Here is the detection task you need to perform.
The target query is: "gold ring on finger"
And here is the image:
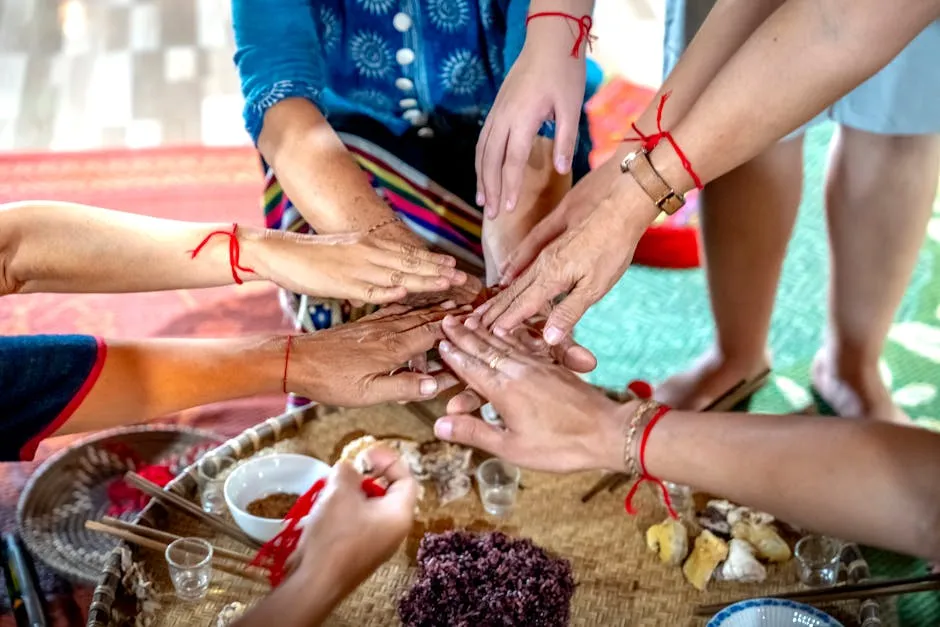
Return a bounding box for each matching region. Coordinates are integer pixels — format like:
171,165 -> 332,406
488,352 -> 509,370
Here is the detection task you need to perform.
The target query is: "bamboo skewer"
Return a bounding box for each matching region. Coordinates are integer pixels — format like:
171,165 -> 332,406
85,521 -> 269,586
100,517 -> 255,566
695,573 -> 940,616
124,471 -> 262,549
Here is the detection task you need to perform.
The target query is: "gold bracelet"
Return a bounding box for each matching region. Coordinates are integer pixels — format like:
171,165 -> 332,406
366,216 -> 403,234
623,400 -> 656,476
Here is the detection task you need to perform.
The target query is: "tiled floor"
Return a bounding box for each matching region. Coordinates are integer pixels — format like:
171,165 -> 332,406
0,0 -> 663,152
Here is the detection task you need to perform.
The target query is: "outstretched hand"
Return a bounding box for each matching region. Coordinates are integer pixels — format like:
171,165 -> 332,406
433,316 -> 623,473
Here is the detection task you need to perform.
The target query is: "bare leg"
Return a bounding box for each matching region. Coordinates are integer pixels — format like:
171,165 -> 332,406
657,137 -> 805,409
814,126 -> 940,422
483,136 -> 571,285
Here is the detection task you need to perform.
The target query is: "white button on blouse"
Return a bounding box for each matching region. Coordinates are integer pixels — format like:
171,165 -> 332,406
402,109 -> 428,125
417,127 -> 435,139
395,77 -> 415,91
399,98 -> 418,108
393,13 -> 413,32
396,48 -> 415,65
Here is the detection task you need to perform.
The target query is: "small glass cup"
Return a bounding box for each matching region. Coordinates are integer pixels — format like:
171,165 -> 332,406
165,538 -> 213,601
795,535 -> 842,587
476,458 -> 520,517
197,455 -> 235,515
662,481 -> 694,518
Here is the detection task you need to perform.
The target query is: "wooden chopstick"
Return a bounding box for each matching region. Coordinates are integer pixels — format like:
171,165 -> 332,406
125,472 -> 262,550
695,573 -> 940,616
581,369 -> 774,503
100,517 -> 255,566
85,521 -> 269,586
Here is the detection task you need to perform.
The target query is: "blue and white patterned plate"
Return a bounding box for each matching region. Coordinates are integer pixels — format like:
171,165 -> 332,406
707,598 -> 844,627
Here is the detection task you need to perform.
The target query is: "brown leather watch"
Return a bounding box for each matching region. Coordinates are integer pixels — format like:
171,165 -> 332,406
620,148 -> 685,215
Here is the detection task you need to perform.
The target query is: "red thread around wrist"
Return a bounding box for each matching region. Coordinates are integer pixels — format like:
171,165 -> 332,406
625,92 -> 704,190
282,335 -> 294,395
188,222 -> 256,284
624,405 -> 678,519
525,12 -> 596,58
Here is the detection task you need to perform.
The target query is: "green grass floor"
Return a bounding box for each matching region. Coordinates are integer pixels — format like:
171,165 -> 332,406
575,123 -> 940,625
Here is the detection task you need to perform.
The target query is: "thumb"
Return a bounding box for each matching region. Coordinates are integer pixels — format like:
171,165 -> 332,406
544,286 -> 596,345
434,414 -> 505,456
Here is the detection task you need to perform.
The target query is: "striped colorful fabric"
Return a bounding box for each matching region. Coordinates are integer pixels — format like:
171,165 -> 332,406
261,132 -> 485,334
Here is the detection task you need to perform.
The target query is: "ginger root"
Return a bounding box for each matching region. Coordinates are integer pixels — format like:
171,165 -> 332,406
646,517 -> 689,566
732,522 -> 791,563
720,539 -> 767,583
682,530 -> 729,591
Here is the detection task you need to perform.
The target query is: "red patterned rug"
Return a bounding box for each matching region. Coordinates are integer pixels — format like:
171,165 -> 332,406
0,146 -> 291,623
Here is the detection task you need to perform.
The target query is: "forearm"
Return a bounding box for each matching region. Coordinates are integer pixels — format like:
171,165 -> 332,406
233,563 -> 346,627
0,202 -> 271,294
631,0 -> 785,134
601,405 -> 940,561
647,0 -> 940,191
257,99 -> 402,235
62,336 -> 285,436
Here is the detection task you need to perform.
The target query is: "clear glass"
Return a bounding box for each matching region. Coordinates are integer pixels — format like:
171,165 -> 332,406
662,481 -> 694,518
476,458 -> 520,517
197,455 -> 236,515
794,535 -> 842,587
165,538 -> 212,601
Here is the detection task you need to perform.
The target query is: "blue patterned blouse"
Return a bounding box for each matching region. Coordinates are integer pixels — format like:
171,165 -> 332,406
232,0 -> 540,143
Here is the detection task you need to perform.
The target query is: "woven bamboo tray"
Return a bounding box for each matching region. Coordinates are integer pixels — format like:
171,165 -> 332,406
17,424 -> 221,584
87,404 -> 883,626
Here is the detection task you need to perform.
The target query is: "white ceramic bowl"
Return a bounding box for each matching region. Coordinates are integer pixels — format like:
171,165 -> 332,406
707,598 -> 843,627
223,453 -> 330,542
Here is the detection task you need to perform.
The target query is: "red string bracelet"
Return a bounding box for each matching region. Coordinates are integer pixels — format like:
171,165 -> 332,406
250,476 -> 388,586
188,222 -> 256,285
624,405 -> 679,519
282,335 -> 294,395
625,92 -> 704,190
525,12 -> 596,58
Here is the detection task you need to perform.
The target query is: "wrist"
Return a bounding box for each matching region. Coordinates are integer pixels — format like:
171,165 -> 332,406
604,147 -> 663,237
594,399 -> 637,473
282,563 -> 347,623
236,226 -> 274,284
245,335 -> 291,396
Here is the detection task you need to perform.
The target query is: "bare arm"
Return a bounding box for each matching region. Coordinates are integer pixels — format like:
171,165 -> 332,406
646,0 -> 940,191
0,202 -> 268,294
258,100 -> 411,238
604,405 -> 940,561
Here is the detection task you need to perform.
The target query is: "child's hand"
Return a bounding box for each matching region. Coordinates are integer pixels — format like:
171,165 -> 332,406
475,15 -> 589,219
247,230 -> 467,303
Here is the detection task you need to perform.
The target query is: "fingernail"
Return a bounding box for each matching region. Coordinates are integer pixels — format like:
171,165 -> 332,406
476,192 -> 485,206
464,317 -> 479,329
443,315 -> 458,328
439,340 -> 452,352
436,278 -> 450,288
420,378 -> 438,396
434,419 -> 453,440
499,275 -> 510,287
544,326 -> 564,345
494,326 -> 508,337
441,300 -> 457,310
504,199 -> 514,212
555,155 -> 570,173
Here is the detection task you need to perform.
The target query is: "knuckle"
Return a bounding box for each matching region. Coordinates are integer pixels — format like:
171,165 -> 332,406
389,270 -> 405,286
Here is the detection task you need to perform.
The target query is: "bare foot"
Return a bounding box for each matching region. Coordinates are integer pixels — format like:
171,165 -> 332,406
811,349 -> 910,424
655,348 -> 771,411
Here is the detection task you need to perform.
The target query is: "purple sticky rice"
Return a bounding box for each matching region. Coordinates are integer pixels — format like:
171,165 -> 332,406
398,531 -> 575,627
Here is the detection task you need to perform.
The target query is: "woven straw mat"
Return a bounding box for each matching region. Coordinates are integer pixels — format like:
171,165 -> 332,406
92,402 -> 869,627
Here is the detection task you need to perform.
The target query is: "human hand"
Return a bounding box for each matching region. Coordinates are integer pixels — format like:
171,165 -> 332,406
473,150 -> 660,345
292,447 -> 417,600
475,18 -> 587,218
433,316 -> 624,473
288,304 -> 466,405
247,229 -> 467,304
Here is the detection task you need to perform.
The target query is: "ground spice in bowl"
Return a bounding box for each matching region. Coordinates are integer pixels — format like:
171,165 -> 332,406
398,530 -> 575,627
246,493 -> 300,519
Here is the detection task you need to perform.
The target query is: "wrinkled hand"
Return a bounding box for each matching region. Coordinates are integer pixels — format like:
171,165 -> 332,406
291,447 -> 417,596
288,304 -> 466,405
476,18 -> 587,218
433,316 -> 622,473
251,229 -> 467,304
474,152 -> 660,345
